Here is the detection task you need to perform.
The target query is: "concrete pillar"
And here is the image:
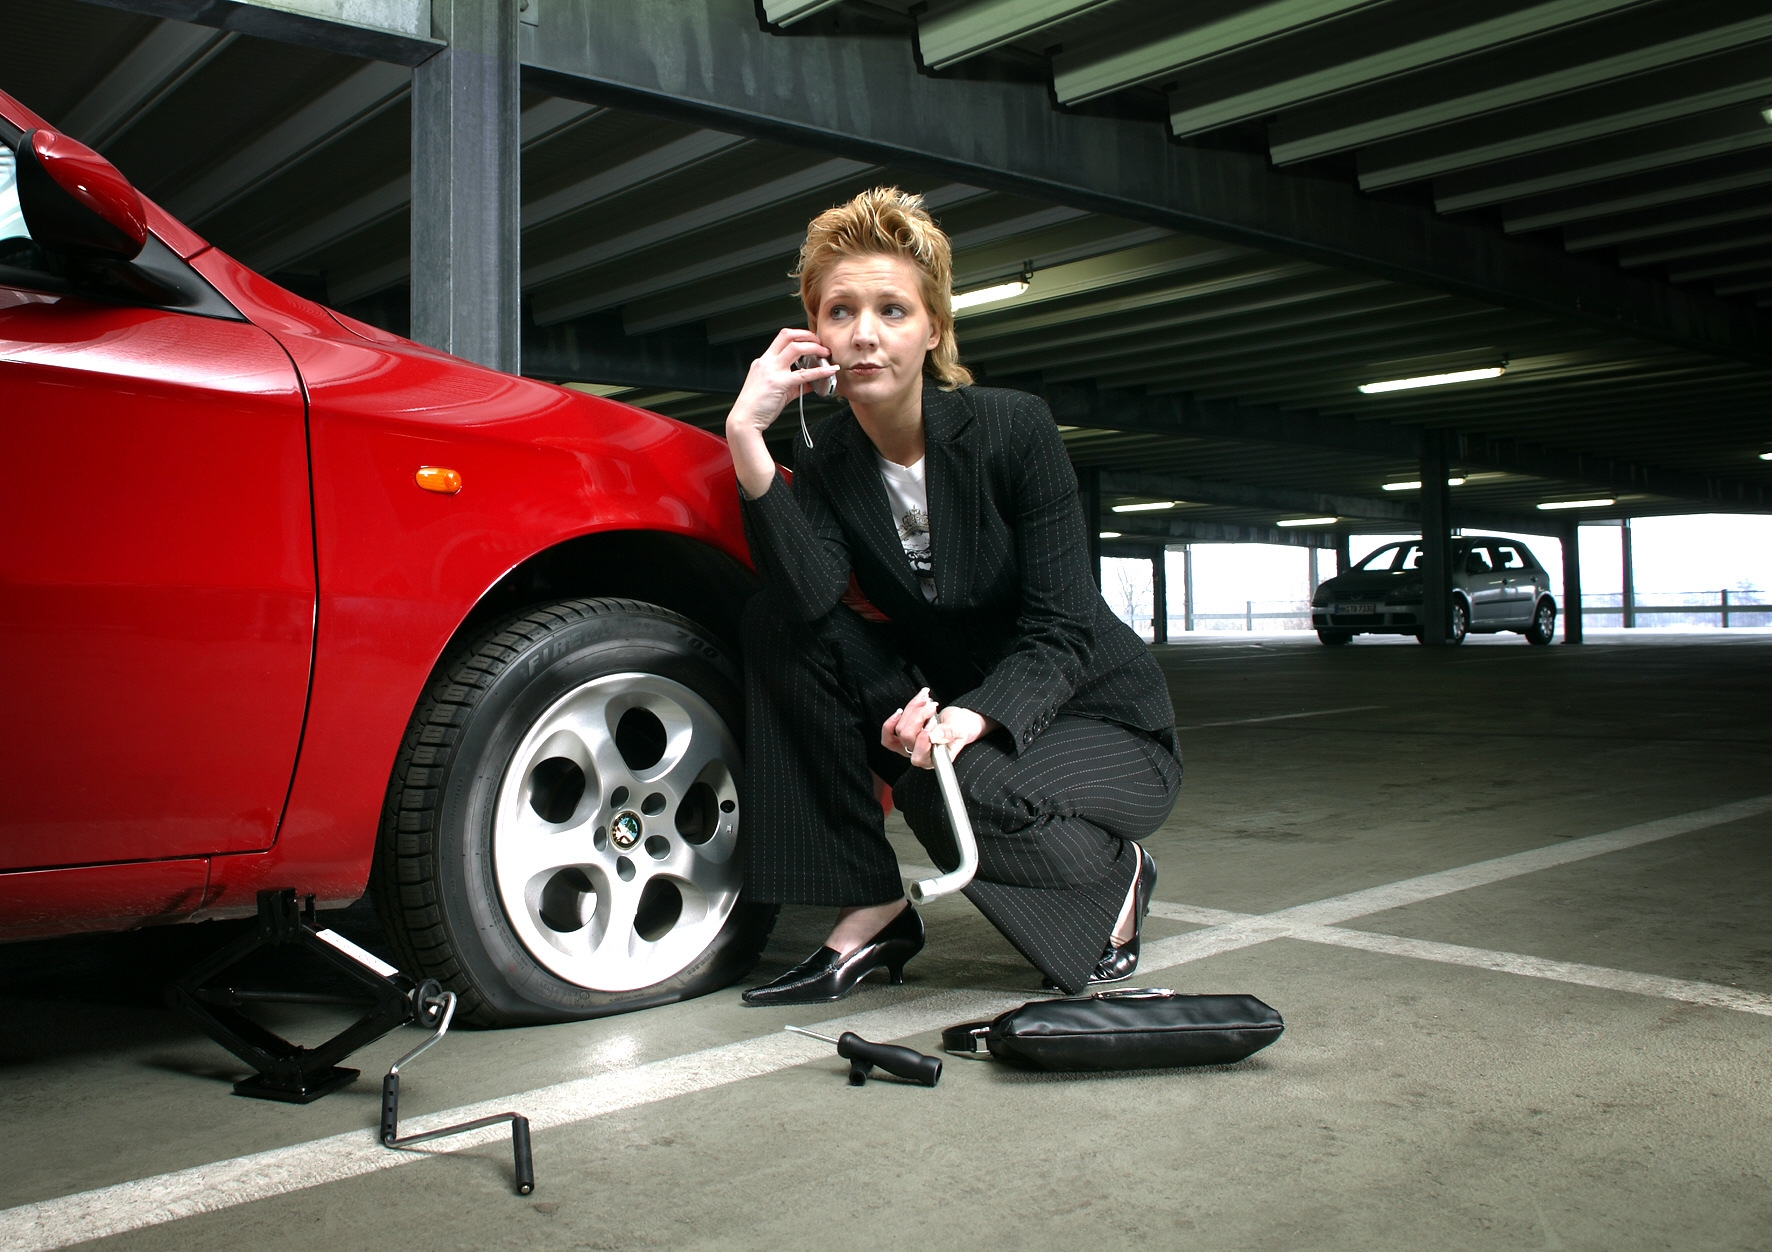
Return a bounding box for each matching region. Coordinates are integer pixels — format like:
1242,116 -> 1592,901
1083,467 -> 1102,588
1183,543 -> 1195,631
1620,517 -> 1636,628
1418,430 -> 1451,644
1151,549 -> 1168,644
1307,547 -> 1319,598
1335,533 -> 1351,575
1560,521 -> 1583,644
412,0 -> 521,373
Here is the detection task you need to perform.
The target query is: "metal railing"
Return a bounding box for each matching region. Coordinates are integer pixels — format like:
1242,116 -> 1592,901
1117,590 -> 1770,636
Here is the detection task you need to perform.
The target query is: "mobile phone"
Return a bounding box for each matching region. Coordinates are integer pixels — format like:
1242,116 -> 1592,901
794,354 -> 838,398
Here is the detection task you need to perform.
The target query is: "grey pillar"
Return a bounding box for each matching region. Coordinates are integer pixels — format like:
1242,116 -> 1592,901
1151,549 -> 1168,644
1083,467 -> 1103,588
1620,517 -> 1636,628
412,0 -> 521,373
1183,544 -> 1195,631
1335,533 -> 1351,575
1560,521 -> 1583,644
1307,547 -> 1319,599
1418,430 -> 1451,644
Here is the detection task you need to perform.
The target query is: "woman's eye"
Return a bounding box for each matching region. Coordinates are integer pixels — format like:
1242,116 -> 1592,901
883,304 -> 906,318
827,304 -> 851,321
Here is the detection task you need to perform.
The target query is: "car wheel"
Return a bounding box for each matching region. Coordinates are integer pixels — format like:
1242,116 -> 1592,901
1316,629 -> 1353,646
1416,597 -> 1469,645
1525,597 -> 1557,645
371,597 -> 774,1027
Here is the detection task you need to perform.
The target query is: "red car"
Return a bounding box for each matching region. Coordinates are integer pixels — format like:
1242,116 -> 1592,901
0,89 -> 773,1025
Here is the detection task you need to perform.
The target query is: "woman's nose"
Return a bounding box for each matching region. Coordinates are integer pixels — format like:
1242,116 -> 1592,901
851,310 -> 879,346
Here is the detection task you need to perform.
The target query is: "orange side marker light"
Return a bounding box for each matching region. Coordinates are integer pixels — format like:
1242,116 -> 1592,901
415,466 -> 462,495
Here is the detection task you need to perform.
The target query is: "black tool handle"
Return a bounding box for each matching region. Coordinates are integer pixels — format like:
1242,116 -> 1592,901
380,1072 -> 399,1144
512,1116 -> 534,1195
837,1033 -> 941,1086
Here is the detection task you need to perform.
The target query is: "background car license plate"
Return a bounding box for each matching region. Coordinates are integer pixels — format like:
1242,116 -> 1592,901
1338,603 -> 1376,614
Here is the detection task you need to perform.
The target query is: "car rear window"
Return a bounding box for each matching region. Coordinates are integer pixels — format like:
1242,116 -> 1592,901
1491,544 -> 1530,569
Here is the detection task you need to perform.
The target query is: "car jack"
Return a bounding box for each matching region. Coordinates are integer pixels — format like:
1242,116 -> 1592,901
168,888 -> 429,1104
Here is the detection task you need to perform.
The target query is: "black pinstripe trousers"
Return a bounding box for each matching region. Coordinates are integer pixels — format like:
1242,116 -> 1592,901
741,594 -> 1184,994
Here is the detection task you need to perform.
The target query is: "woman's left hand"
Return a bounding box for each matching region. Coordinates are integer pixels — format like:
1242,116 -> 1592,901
911,706 -> 995,769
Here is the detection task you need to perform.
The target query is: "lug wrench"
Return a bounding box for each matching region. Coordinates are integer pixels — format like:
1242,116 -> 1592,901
379,989 -> 535,1195
785,1025 -> 943,1086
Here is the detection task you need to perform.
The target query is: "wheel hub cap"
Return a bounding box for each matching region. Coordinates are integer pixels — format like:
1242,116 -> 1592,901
491,672 -> 743,992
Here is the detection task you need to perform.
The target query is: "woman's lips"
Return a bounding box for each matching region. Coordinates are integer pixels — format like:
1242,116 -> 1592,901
848,363 -> 885,376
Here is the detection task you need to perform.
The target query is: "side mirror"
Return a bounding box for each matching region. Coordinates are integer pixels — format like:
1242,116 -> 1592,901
15,128 -> 146,261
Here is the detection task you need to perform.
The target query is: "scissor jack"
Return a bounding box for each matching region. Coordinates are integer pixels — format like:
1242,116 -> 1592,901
169,888 -> 534,1193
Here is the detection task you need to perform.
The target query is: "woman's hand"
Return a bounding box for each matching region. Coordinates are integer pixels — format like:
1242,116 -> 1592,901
882,690 -> 996,769
725,327 -> 840,499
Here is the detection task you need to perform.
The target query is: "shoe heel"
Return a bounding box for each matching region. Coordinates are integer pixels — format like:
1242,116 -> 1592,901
886,965 -> 905,985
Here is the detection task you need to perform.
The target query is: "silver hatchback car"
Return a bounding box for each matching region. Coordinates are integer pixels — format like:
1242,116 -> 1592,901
1311,536 -> 1559,646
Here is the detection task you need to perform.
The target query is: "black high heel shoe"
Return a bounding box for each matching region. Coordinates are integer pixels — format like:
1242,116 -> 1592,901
741,904 -> 925,1006
1045,845 -> 1158,991
1091,843 -> 1157,985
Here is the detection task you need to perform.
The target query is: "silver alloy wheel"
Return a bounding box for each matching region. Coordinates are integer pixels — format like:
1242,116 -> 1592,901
492,672 -> 742,992
1536,601 -> 1555,635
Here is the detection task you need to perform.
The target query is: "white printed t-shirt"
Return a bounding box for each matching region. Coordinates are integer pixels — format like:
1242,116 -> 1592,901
875,454 -> 935,601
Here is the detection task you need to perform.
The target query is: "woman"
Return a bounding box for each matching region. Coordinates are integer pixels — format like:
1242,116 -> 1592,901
727,187 -> 1181,1004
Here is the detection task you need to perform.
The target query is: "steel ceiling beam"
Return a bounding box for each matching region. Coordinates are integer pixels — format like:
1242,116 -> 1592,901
1354,43 -> 1772,191
526,155 -> 874,312
1165,0 -> 1654,139
1505,149 -> 1772,233
246,97 -> 599,275
164,59 -> 411,223
1562,189 -> 1772,251
79,0 -> 442,65
1101,519 -> 1340,550
522,129 -> 748,230
1016,379 -> 1772,510
1100,469 -> 1555,536
917,0 -> 1118,71
1268,2 -> 1772,165
1436,107 -> 1772,215
516,0 -> 1772,368
58,19 -> 234,150
1053,0 -> 1395,107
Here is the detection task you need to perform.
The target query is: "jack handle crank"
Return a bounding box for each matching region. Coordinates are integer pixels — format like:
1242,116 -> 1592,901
909,738 -> 978,903
785,1025 -> 943,1087
379,985 -> 535,1195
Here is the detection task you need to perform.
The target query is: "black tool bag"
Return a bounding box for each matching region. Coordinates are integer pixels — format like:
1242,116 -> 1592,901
942,988 -> 1283,1071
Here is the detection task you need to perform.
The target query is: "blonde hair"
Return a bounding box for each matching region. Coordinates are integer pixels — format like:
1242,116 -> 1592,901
793,186 -> 973,390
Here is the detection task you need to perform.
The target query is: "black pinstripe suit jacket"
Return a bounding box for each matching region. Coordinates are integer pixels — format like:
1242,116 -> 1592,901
741,380 -> 1175,753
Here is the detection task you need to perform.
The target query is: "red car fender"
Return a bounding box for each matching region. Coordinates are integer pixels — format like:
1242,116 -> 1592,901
182,250 -> 753,918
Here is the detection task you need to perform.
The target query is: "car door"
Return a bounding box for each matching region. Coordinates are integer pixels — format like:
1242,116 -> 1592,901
1462,544 -> 1507,624
0,150 -> 314,871
1488,543 -> 1536,624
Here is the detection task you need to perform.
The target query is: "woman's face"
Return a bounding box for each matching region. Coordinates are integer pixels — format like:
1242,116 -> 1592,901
811,254 -> 941,410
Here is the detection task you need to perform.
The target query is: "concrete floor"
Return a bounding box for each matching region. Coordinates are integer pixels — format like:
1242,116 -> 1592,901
4,631 -> 1771,1251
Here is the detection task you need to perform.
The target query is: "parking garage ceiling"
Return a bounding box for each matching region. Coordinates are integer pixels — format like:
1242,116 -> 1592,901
6,0 -> 1771,543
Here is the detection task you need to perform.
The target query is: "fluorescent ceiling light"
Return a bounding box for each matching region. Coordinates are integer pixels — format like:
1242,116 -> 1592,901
1763,107 -> 1772,125
1112,501 -> 1177,513
1098,530 -> 1122,539
1277,516 -> 1336,527
1358,367 -> 1505,394
1760,451 -> 1772,460
1536,498 -> 1615,510
1381,477 -> 1466,491
951,279 -> 1030,312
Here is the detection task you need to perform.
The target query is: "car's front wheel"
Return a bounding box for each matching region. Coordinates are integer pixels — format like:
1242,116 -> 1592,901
372,598 -> 774,1026
1418,596 -> 1469,645
1317,629 -> 1353,646
1525,597 -> 1557,645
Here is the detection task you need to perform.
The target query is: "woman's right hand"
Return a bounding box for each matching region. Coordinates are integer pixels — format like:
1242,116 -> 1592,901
725,328 -> 839,498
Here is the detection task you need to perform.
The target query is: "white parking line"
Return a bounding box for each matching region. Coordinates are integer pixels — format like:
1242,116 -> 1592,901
1173,705 -> 1384,730
4,792 -> 1768,1251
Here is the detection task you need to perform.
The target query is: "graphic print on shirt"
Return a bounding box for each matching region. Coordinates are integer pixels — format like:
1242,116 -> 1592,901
876,454 -> 937,602
897,505 -> 933,591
